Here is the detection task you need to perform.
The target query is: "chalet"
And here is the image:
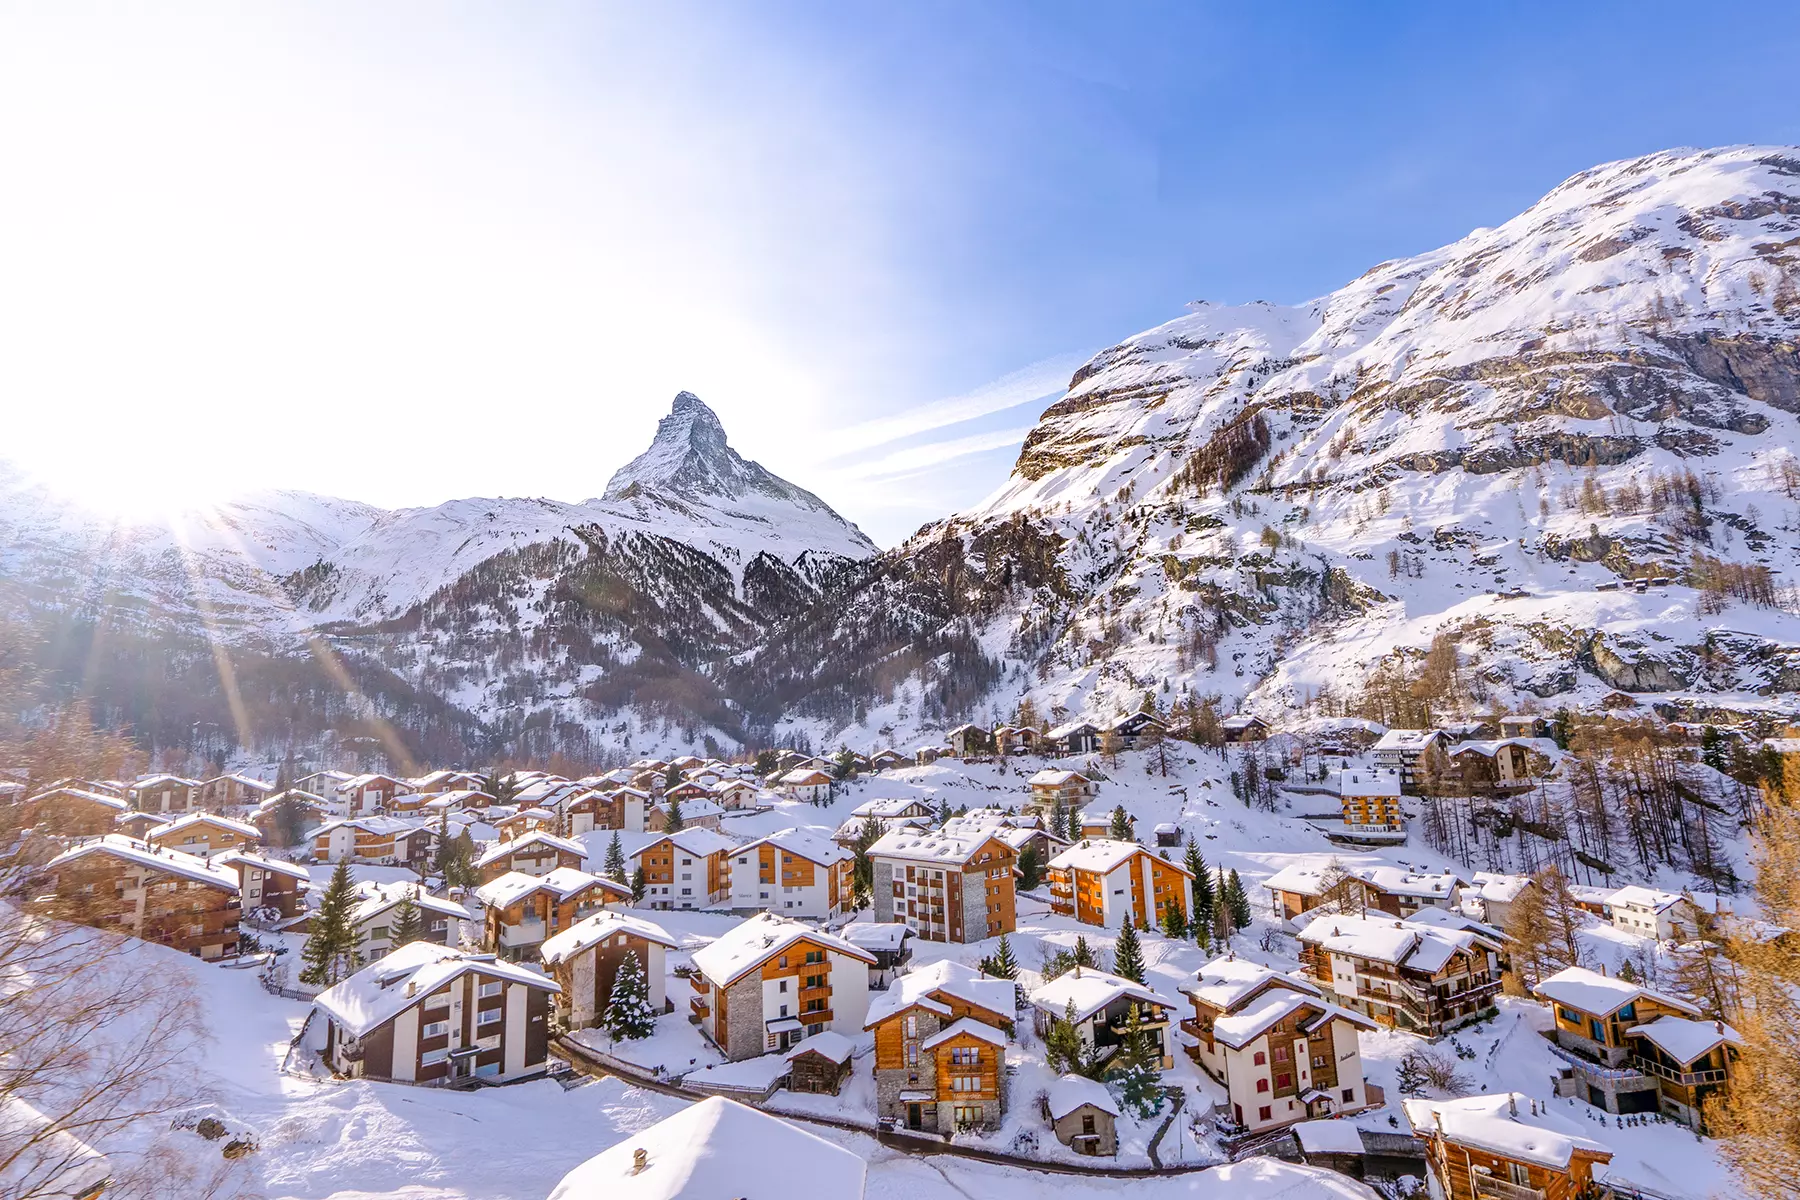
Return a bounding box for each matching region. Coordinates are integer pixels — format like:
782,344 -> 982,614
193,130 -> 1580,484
492,808 -> 559,841
1047,1074 -> 1119,1156
1336,769 -> 1404,841
127,774 -> 202,814
113,810 -> 167,839
1107,711 -> 1166,750
869,748 -> 909,770
423,788 -> 495,816
339,773 -> 411,816
196,773 -> 273,809
994,822 -> 1069,869
946,723 -> 991,758
1532,966 -> 1704,1118
1046,838 -> 1191,930
1605,885 -> 1703,941
1296,912 -> 1502,1036
647,796 -> 725,832
294,770 -> 353,807
474,830 -> 586,882
589,785 -> 649,833
1445,739 -> 1534,792
1047,720 -> 1101,756
839,922 -> 913,987
1464,872 -> 1531,927
348,881 -> 471,961
992,725 -> 1040,756
688,913 -> 875,1060
1369,729 -> 1448,794
850,796 -> 936,823
662,778 -> 714,804
1264,861 -> 1462,924
42,835 -> 241,959
1497,715 -> 1548,739
727,827 -> 855,919
545,1095 -> 867,1200
1625,1015 -> 1741,1130
540,909 -> 677,1031
311,816 -> 422,864
146,811 -> 261,857
1028,967 -> 1177,1070
1222,714 -> 1271,743
783,1030 -> 855,1095
1566,884 -> 1620,917
474,868 -> 624,962
409,769 -> 486,794
868,817 -> 1018,943
1406,1092 -> 1612,1200
1075,806 -> 1135,840
1182,955 -> 1377,1134
1027,768 -> 1096,812
252,789 -> 329,844
711,778 -> 759,810
777,768 -> 834,803
24,785 -> 131,837
215,849 -> 309,921
864,959 -> 1015,1134
632,828 -> 735,909
313,943 -> 560,1085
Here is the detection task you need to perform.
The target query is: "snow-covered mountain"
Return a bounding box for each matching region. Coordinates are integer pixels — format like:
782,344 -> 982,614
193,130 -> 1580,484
0,392 -> 873,760
752,145 -> 1800,746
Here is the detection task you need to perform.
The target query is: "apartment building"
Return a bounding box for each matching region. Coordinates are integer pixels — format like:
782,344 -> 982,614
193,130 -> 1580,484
688,914 -> 874,1060
1045,839 -> 1192,930
727,828 -> 854,919
1295,912 -> 1502,1037
474,868 -> 625,962
43,835 -> 241,959
868,817 -> 1018,943
632,829 -> 735,910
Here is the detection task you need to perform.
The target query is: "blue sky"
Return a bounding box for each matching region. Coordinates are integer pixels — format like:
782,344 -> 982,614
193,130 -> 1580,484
3,3 -> 1798,544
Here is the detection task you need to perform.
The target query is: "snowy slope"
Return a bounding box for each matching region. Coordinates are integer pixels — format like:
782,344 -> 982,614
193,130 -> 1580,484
757,145 -> 1800,748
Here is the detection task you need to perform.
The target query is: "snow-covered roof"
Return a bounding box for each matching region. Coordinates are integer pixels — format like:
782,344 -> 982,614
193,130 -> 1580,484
1403,906 -> 1504,943
258,788 -> 327,810
995,825 -> 1065,853
1028,967 -> 1174,1023
1356,865 -> 1462,899
867,819 -> 1010,867
129,774 -> 202,790
1047,837 -> 1187,878
1372,729 -> 1444,752
1336,769 -> 1401,798
777,768 -> 833,785
839,922 -> 911,952
921,1015 -> 1009,1050
1046,1074 -> 1119,1121
1403,1093 -> 1611,1170
314,815 -> 419,838
1532,966 -> 1700,1019
1295,913 -> 1477,973
1470,871 -> 1532,903
31,786 -> 130,812
474,868 -> 618,911
691,913 -> 873,988
654,797 -> 725,820
864,959 -> 1015,1027
215,849 -> 311,881
1222,714 -> 1269,729
1567,884 -> 1622,907
350,881 -> 471,925
850,796 -> 932,818
737,827 -> 851,866
47,835 -> 240,891
632,828 -> 737,860
1029,768 -> 1089,786
1292,1119 -> 1365,1156
1626,1015 -> 1742,1065
545,1095 -> 865,1200
474,830 -> 585,869
313,943 -> 557,1040
1046,721 -> 1097,738
148,811 -> 262,839
1606,885 -> 1689,913
541,910 -> 678,966
1187,955 -> 1321,1012
1211,989 -> 1375,1050
785,1029 -> 855,1064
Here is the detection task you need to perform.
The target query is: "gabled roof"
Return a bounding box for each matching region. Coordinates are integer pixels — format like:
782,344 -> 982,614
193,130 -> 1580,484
839,922 -> 911,952
258,788 -> 328,810
203,773 -> 273,792
1532,966 -> 1700,1019
474,830 -> 586,869
631,828 -> 738,860
474,868 -> 622,911
864,959 -> 1014,1028
313,815 -> 419,838
1626,1015 -> 1742,1065
313,943 -> 557,1039
349,880 -> 471,925
1403,906 -> 1505,944
690,913 -> 873,988
1028,967 -> 1174,1023
867,819 -> 1012,868
541,909 -> 678,966
1047,1074 -> 1119,1121
1372,728 -> 1445,752
47,835 -> 240,892
1187,955 -> 1322,1012
784,1030 -> 855,1064
850,796 -> 934,819
921,1016 -> 1008,1050
1212,987 -> 1375,1049
215,849 -> 311,881
1046,721 -> 1098,739
776,768 -> 834,786
1029,768 -> 1090,786
544,1096 -> 865,1200
1606,885 -> 1690,913
1469,871 -> 1532,903
148,811 -> 261,839
1048,838 -> 1189,877
736,827 -> 851,866
128,774 -> 202,790
1403,1093 -> 1611,1170
1295,913 -> 1480,974
1221,714 -> 1269,730
29,786 -> 130,812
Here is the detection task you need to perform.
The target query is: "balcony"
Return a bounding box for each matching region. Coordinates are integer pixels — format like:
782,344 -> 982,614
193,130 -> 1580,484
689,974 -> 710,995
1630,1055 -> 1728,1088
1472,1175 -> 1545,1200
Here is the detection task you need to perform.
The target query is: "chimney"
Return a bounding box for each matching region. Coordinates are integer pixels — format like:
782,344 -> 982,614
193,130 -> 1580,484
1716,1020 -> 1725,1034
1508,1094 -> 1518,1117
631,1148 -> 647,1175
405,981 -> 416,997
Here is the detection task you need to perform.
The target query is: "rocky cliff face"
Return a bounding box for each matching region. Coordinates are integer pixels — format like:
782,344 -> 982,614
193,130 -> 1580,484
751,146 -> 1800,747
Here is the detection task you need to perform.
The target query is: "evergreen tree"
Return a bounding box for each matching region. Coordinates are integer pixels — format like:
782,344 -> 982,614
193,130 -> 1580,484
1224,869 -> 1252,929
1066,804 -> 1082,842
1215,866 -> 1235,937
389,894 -> 423,948
664,796 -> 685,832
1615,957 -> 1639,983
1072,935 -> 1096,969
630,865 -> 647,904
1395,1051 -> 1428,1097
603,832 -> 627,884
1017,844 -> 1042,892
1109,1003 -> 1167,1118
664,763 -> 682,790
1114,914 -> 1145,983
834,748 -> 858,780
481,767 -> 521,806
299,860 -> 358,987
1044,1000 -> 1088,1075
937,797 -> 954,827
1184,838 -> 1215,933
440,830 -> 478,891
986,934 -> 1019,981
755,749 -> 778,777
1108,805 -> 1132,841
1050,794 -> 1067,843
1161,902 -> 1187,940
1700,726 -> 1728,773
601,950 -> 658,1041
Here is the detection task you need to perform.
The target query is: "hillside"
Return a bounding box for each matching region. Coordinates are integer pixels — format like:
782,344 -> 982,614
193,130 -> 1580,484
751,145 -> 1800,748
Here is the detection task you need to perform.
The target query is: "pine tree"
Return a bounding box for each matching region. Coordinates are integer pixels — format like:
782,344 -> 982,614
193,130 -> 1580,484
1184,838 -> 1215,933
1072,935 -> 1096,969
1395,1050 -> 1428,1097
1045,1000 -> 1090,1076
1109,1003 -> 1167,1118
937,797 -> 953,826
664,796 -> 685,832
1161,902 -> 1187,940
1114,914 -> 1145,983
1018,845 -> 1042,892
601,950 -> 658,1041
755,749 -> 778,777
1066,804 -> 1082,842
603,832 -> 627,884
389,894 -> 423,948
1108,805 -> 1132,841
1225,869 -> 1252,929
630,865 -> 647,904
1050,795 -> 1067,842
1215,865 -> 1235,937
987,934 -> 1019,981
299,860 -> 358,987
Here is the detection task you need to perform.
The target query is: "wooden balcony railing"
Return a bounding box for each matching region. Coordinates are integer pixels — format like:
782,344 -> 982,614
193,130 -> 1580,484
1472,1174 -> 1546,1200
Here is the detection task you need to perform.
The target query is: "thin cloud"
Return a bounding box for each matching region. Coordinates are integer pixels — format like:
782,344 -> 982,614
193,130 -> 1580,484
821,351 -> 1086,461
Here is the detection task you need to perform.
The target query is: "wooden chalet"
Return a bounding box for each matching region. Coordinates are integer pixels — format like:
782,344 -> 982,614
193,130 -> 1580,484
474,868 -> 626,962
42,835 -> 241,959
474,830 -> 586,882
216,849 -> 310,921
1046,838 -> 1191,930
540,909 -> 677,1031
1405,1092 -> 1612,1200
863,959 -> 1015,1134
146,811 -> 261,856
24,786 -> 132,837
687,914 -> 874,1060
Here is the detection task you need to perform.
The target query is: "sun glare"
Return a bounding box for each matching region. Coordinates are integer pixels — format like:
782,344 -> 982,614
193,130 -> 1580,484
13,453 -> 232,527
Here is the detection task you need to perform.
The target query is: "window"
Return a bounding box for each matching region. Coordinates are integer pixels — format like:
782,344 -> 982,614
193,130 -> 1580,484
1312,1055 -> 1326,1068
779,980 -> 788,993
1256,1079 -> 1268,1092
950,1075 -> 982,1092
1258,1106 -> 1272,1122
1276,1072 -> 1291,1089
950,1047 -> 980,1066
953,1105 -> 984,1126
477,1008 -> 502,1026
904,1015 -> 917,1037
479,982 -> 503,999
421,1048 -> 449,1066
422,1021 -> 449,1038
1253,1051 -> 1266,1066
1273,1045 -> 1290,1063
1342,1088 -> 1355,1103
